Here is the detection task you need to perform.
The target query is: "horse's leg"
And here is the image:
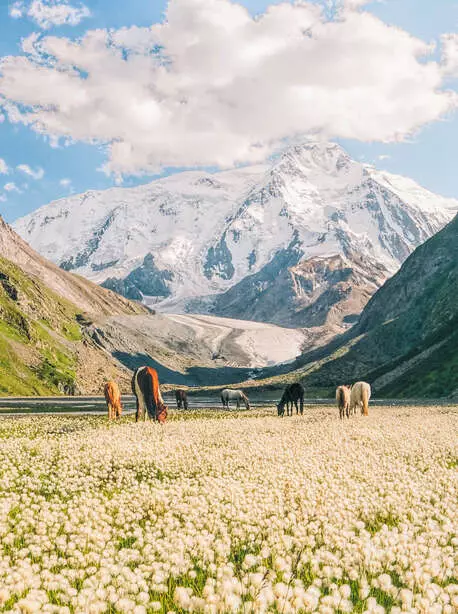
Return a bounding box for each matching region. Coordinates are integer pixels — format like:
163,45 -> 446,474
295,400 -> 299,415
236,399 -> 240,409
300,396 -> 304,415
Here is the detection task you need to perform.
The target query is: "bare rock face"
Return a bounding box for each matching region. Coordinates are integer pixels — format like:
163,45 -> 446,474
14,143 -> 457,337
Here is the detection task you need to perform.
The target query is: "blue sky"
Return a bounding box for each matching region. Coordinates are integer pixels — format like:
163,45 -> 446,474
0,0 -> 457,221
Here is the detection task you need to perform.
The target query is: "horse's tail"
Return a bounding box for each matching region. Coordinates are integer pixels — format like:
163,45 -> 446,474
362,383 -> 370,416
133,368 -> 145,421
104,382 -> 112,404
336,386 -> 345,409
221,392 -> 226,407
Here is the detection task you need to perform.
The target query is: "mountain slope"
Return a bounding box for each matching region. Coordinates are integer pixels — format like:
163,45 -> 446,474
14,143 -> 457,334
0,217 -> 146,317
0,217 -> 151,395
285,215 -> 458,397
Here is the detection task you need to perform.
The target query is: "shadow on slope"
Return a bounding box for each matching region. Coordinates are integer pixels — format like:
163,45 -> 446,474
113,351 -> 255,387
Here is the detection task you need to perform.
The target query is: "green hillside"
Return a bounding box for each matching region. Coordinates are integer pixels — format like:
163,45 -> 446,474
0,256 -> 84,395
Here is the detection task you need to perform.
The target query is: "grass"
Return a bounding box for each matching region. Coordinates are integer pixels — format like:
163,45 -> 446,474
0,256 -> 84,396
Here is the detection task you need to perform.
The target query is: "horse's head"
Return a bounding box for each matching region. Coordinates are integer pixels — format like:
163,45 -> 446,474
277,402 -> 285,416
157,403 -> 168,424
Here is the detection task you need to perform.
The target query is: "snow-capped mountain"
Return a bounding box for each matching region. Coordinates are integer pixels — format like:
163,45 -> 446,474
14,143 -> 458,332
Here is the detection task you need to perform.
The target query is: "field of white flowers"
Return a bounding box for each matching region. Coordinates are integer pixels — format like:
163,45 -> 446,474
0,405 -> 456,614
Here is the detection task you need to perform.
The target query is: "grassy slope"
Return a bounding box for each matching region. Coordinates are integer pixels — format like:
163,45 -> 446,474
0,256 -> 85,395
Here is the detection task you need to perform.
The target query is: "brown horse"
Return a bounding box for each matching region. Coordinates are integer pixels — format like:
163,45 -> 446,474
336,385 -> 351,419
104,381 -> 123,420
175,389 -> 188,410
132,367 -> 168,423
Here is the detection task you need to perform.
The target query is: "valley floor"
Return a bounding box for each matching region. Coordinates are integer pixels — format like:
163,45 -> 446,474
0,405 -> 456,613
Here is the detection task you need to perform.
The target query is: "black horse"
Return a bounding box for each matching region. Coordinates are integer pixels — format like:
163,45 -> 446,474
175,389 -> 188,410
277,383 -> 305,416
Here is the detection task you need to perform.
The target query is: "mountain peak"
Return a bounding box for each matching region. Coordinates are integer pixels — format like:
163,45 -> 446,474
13,143 -> 457,334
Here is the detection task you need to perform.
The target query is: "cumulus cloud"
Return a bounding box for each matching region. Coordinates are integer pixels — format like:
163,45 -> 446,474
0,0 -> 457,176
59,177 -> 72,188
10,0 -> 90,29
0,159 -> 9,175
17,164 -> 45,179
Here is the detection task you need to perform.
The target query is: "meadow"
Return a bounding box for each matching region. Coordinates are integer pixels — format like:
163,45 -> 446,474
0,405 -> 456,613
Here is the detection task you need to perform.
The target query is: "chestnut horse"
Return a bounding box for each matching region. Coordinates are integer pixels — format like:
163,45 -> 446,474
132,367 -> 168,423
104,381 -> 123,420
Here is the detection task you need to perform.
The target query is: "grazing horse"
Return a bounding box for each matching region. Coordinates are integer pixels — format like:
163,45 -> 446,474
221,389 -> 250,410
175,389 -> 188,410
132,367 -> 168,423
350,381 -> 371,417
336,385 -> 351,419
277,382 -> 305,416
104,381 -> 123,420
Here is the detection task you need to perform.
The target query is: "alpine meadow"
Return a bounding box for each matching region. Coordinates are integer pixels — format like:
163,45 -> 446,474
0,1 -> 456,613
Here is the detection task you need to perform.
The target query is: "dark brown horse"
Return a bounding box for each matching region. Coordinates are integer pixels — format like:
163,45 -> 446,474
175,389 -> 188,410
132,367 -> 167,423
277,383 -> 305,416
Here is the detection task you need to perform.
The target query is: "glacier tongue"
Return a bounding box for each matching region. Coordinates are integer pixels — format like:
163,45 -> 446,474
13,142 -> 458,331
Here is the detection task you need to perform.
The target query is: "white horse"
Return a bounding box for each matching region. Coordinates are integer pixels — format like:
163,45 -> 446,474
350,382 -> 371,416
221,389 -> 250,410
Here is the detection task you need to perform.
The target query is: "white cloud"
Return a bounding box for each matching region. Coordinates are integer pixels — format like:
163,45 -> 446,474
0,0 -> 457,177
0,159 -> 9,175
378,154 -> 391,161
4,182 -> 20,193
17,164 -> 45,179
9,1 -> 90,29
441,33 -> 458,76
59,177 -> 72,188
0,194 -> 7,203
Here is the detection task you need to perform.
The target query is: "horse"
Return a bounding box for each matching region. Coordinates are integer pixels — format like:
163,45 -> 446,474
350,381 -> 371,417
277,382 -> 305,416
104,381 -> 123,420
336,385 -> 351,419
221,389 -> 250,410
175,389 -> 188,410
132,367 -> 168,423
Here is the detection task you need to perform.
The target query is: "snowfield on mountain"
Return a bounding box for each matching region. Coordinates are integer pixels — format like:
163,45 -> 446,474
14,143 -> 458,329
0,406 -> 456,613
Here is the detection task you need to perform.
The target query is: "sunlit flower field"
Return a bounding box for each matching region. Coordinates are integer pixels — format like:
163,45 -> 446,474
0,406 -> 456,613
